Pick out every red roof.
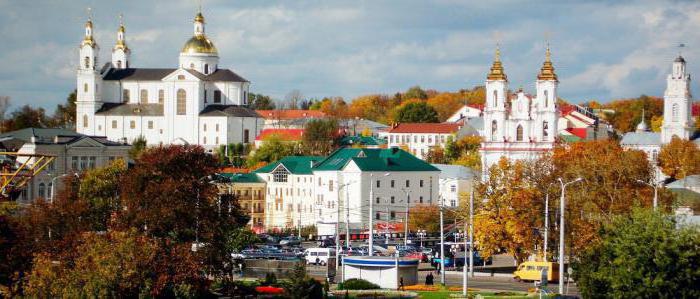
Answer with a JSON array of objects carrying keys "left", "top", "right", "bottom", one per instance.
[
  {"left": 565, "top": 128, "right": 588, "bottom": 139},
  {"left": 693, "top": 103, "right": 699, "bottom": 117},
  {"left": 255, "top": 110, "right": 326, "bottom": 120},
  {"left": 255, "top": 129, "right": 304, "bottom": 141},
  {"left": 388, "top": 123, "right": 461, "bottom": 134}
]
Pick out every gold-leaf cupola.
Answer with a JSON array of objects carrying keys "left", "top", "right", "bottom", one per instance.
[
  {"left": 81, "top": 18, "right": 96, "bottom": 48},
  {"left": 487, "top": 45, "right": 507, "bottom": 81},
  {"left": 181, "top": 10, "right": 218, "bottom": 55},
  {"left": 113, "top": 16, "right": 128, "bottom": 52},
  {"left": 537, "top": 44, "right": 558, "bottom": 81}
]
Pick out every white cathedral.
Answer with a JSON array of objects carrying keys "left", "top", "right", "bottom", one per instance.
[
  {"left": 480, "top": 46, "right": 559, "bottom": 177},
  {"left": 75, "top": 11, "right": 262, "bottom": 148},
  {"left": 621, "top": 55, "right": 698, "bottom": 178}
]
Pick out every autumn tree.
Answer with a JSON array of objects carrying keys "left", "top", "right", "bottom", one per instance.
[
  {"left": 128, "top": 135, "right": 147, "bottom": 160},
  {"left": 427, "top": 92, "right": 465, "bottom": 122},
  {"left": 403, "top": 86, "right": 428, "bottom": 100},
  {"left": 3, "top": 105, "right": 50, "bottom": 131},
  {"left": 78, "top": 159, "right": 128, "bottom": 231},
  {"left": 657, "top": 136, "right": 700, "bottom": 179},
  {"left": 302, "top": 118, "right": 340, "bottom": 156},
  {"left": 601, "top": 95, "right": 663, "bottom": 133},
  {"left": 393, "top": 101, "right": 439, "bottom": 123},
  {"left": 51, "top": 89, "right": 77, "bottom": 128},
  {"left": 407, "top": 204, "right": 457, "bottom": 233},
  {"left": 317, "top": 97, "right": 347, "bottom": 118},
  {"left": 347, "top": 94, "right": 393, "bottom": 124},
  {"left": 247, "top": 135, "right": 298, "bottom": 167},
  {"left": 473, "top": 158, "right": 544, "bottom": 263}
]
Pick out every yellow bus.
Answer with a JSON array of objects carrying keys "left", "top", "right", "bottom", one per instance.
[{"left": 513, "top": 261, "right": 559, "bottom": 282}]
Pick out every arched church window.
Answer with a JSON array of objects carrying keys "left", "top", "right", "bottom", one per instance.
[
  {"left": 204, "top": 64, "right": 209, "bottom": 74},
  {"left": 140, "top": 89, "right": 148, "bottom": 104},
  {"left": 83, "top": 114, "right": 88, "bottom": 128},
  {"left": 158, "top": 90, "right": 164, "bottom": 104},
  {"left": 491, "top": 120, "right": 498, "bottom": 141},
  {"left": 672, "top": 103, "right": 679, "bottom": 121},
  {"left": 543, "top": 121, "right": 549, "bottom": 141},
  {"left": 117, "top": 60, "right": 122, "bottom": 68},
  {"left": 544, "top": 90, "right": 549, "bottom": 107},
  {"left": 516, "top": 124, "right": 524, "bottom": 141},
  {"left": 84, "top": 56, "right": 90, "bottom": 69},
  {"left": 83, "top": 83, "right": 88, "bottom": 93},
  {"left": 123, "top": 89, "right": 130, "bottom": 102},
  {"left": 176, "top": 89, "right": 187, "bottom": 115},
  {"left": 493, "top": 90, "right": 498, "bottom": 107}
]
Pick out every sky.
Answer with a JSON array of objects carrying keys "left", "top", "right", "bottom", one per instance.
[{"left": 0, "top": 0, "right": 698, "bottom": 111}]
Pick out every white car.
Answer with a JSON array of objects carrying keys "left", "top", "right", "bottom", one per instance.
[{"left": 304, "top": 248, "right": 335, "bottom": 266}]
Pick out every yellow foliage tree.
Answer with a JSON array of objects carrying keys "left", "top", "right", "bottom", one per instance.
[{"left": 657, "top": 136, "right": 700, "bottom": 179}]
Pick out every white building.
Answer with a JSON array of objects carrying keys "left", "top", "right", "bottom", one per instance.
[
  {"left": 621, "top": 55, "right": 699, "bottom": 179},
  {"left": 311, "top": 148, "right": 440, "bottom": 237},
  {"left": 446, "top": 105, "right": 483, "bottom": 123},
  {"left": 480, "top": 46, "right": 559, "bottom": 178},
  {"left": 254, "top": 156, "right": 324, "bottom": 231},
  {"left": 383, "top": 123, "right": 462, "bottom": 159},
  {"left": 0, "top": 128, "right": 130, "bottom": 202},
  {"left": 75, "top": 11, "right": 262, "bottom": 149},
  {"left": 432, "top": 164, "right": 479, "bottom": 208}
]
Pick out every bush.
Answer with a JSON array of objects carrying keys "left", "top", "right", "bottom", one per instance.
[
  {"left": 338, "top": 278, "right": 380, "bottom": 290},
  {"left": 259, "top": 272, "right": 278, "bottom": 286}
]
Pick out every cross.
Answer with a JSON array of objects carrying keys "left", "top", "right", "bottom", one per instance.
[
  {"left": 198, "top": 0, "right": 203, "bottom": 13},
  {"left": 119, "top": 13, "right": 123, "bottom": 25},
  {"left": 679, "top": 43, "right": 686, "bottom": 56},
  {"left": 86, "top": 7, "right": 93, "bottom": 20}
]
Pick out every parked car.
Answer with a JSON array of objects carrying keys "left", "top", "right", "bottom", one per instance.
[
  {"left": 305, "top": 247, "right": 335, "bottom": 266},
  {"left": 279, "top": 236, "right": 302, "bottom": 246},
  {"left": 317, "top": 238, "right": 335, "bottom": 248}
]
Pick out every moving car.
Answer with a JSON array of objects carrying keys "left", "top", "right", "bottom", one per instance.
[
  {"left": 513, "top": 261, "right": 560, "bottom": 282},
  {"left": 279, "top": 236, "right": 302, "bottom": 246}
]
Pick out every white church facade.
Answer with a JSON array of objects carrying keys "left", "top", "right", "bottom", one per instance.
[
  {"left": 480, "top": 46, "right": 559, "bottom": 177},
  {"left": 75, "top": 11, "right": 262, "bottom": 149}
]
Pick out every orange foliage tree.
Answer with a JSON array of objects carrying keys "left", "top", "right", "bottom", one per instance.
[{"left": 657, "top": 136, "right": 700, "bottom": 179}]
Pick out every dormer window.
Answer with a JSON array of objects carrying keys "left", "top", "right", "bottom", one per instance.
[{"left": 204, "top": 64, "right": 209, "bottom": 74}]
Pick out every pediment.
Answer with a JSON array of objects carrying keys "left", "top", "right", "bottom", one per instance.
[
  {"left": 66, "top": 137, "right": 106, "bottom": 148},
  {"left": 162, "top": 69, "right": 202, "bottom": 82}
]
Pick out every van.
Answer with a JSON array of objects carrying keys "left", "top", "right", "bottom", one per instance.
[
  {"left": 513, "top": 261, "right": 559, "bottom": 282},
  {"left": 304, "top": 248, "right": 336, "bottom": 266}
]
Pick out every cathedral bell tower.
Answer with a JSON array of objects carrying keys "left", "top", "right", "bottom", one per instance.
[
  {"left": 76, "top": 13, "right": 103, "bottom": 135},
  {"left": 534, "top": 44, "right": 558, "bottom": 142},
  {"left": 661, "top": 55, "right": 694, "bottom": 143},
  {"left": 111, "top": 15, "right": 130, "bottom": 69},
  {"left": 484, "top": 45, "right": 508, "bottom": 142}
]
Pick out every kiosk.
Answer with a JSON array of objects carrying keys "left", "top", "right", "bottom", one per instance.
[{"left": 342, "top": 256, "right": 420, "bottom": 289}]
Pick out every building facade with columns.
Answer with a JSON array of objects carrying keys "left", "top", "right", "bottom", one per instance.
[
  {"left": 480, "top": 46, "right": 560, "bottom": 178},
  {"left": 75, "top": 11, "right": 262, "bottom": 149}
]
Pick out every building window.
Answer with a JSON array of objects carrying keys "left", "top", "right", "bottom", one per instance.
[
  {"left": 273, "top": 168, "right": 289, "bottom": 183},
  {"left": 672, "top": 103, "right": 679, "bottom": 121},
  {"left": 80, "top": 156, "right": 88, "bottom": 170},
  {"left": 130, "top": 120, "right": 135, "bottom": 129},
  {"left": 140, "top": 89, "right": 148, "bottom": 104},
  {"left": 84, "top": 56, "right": 90, "bottom": 69},
  {"left": 391, "top": 196, "right": 395, "bottom": 204},
  {"left": 376, "top": 197, "right": 380, "bottom": 204},
  {"left": 88, "top": 156, "right": 96, "bottom": 169},
  {"left": 491, "top": 120, "right": 498, "bottom": 141},
  {"left": 493, "top": 90, "right": 498, "bottom": 107},
  {"left": 329, "top": 180, "right": 334, "bottom": 192},
  {"left": 419, "top": 196, "right": 423, "bottom": 203},
  {"left": 544, "top": 90, "right": 549, "bottom": 107},
  {"left": 204, "top": 64, "right": 209, "bottom": 74},
  {"left": 178, "top": 74, "right": 185, "bottom": 80},
  {"left": 176, "top": 89, "right": 186, "bottom": 115},
  {"left": 420, "top": 180, "right": 424, "bottom": 187},
  {"left": 83, "top": 83, "right": 88, "bottom": 93},
  {"left": 204, "top": 90, "right": 207, "bottom": 103},
  {"left": 215, "top": 124, "right": 219, "bottom": 132},
  {"left": 203, "top": 124, "right": 207, "bottom": 131},
  {"left": 148, "top": 121, "right": 153, "bottom": 129},
  {"left": 391, "top": 180, "right": 395, "bottom": 188},
  {"left": 82, "top": 114, "right": 88, "bottom": 128},
  {"left": 405, "top": 180, "right": 410, "bottom": 187},
  {"left": 203, "top": 136, "right": 207, "bottom": 144},
  {"left": 543, "top": 121, "right": 549, "bottom": 141},
  {"left": 451, "top": 200, "right": 456, "bottom": 207},
  {"left": 376, "top": 180, "right": 380, "bottom": 188},
  {"left": 123, "top": 89, "right": 130, "bottom": 102},
  {"left": 215, "top": 137, "right": 219, "bottom": 145},
  {"left": 116, "top": 60, "right": 122, "bottom": 68},
  {"left": 376, "top": 212, "right": 380, "bottom": 220},
  {"left": 516, "top": 124, "right": 524, "bottom": 141},
  {"left": 451, "top": 185, "right": 457, "bottom": 192},
  {"left": 158, "top": 90, "right": 164, "bottom": 104},
  {"left": 243, "top": 91, "right": 248, "bottom": 105},
  {"left": 38, "top": 183, "right": 45, "bottom": 198},
  {"left": 214, "top": 90, "right": 222, "bottom": 103},
  {"left": 47, "top": 183, "right": 53, "bottom": 198},
  {"left": 112, "top": 120, "right": 117, "bottom": 129},
  {"left": 390, "top": 211, "right": 396, "bottom": 219}
]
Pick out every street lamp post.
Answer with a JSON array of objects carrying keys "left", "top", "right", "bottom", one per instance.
[
  {"left": 417, "top": 229, "right": 426, "bottom": 248},
  {"left": 438, "top": 177, "right": 457, "bottom": 285},
  {"left": 335, "top": 181, "right": 355, "bottom": 273},
  {"left": 48, "top": 172, "right": 78, "bottom": 240},
  {"left": 401, "top": 188, "right": 412, "bottom": 246},
  {"left": 558, "top": 177, "right": 582, "bottom": 294},
  {"left": 368, "top": 173, "right": 390, "bottom": 256},
  {"left": 636, "top": 179, "right": 660, "bottom": 211}
]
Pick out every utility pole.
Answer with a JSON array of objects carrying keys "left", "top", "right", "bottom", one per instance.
[
  {"left": 469, "top": 188, "right": 474, "bottom": 277},
  {"left": 369, "top": 173, "right": 374, "bottom": 256},
  {"left": 439, "top": 195, "right": 445, "bottom": 285},
  {"left": 345, "top": 182, "right": 350, "bottom": 248},
  {"left": 402, "top": 188, "right": 411, "bottom": 246},
  {"left": 558, "top": 177, "right": 582, "bottom": 294},
  {"left": 544, "top": 192, "right": 549, "bottom": 261}
]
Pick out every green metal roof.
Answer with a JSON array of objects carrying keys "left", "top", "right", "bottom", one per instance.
[
  {"left": 312, "top": 148, "right": 439, "bottom": 172},
  {"left": 560, "top": 134, "right": 582, "bottom": 143},
  {"left": 339, "top": 135, "right": 387, "bottom": 146},
  {"left": 253, "top": 156, "right": 324, "bottom": 174},
  {"left": 219, "top": 173, "right": 263, "bottom": 183}
]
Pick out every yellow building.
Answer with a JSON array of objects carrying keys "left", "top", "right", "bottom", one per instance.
[{"left": 218, "top": 173, "right": 266, "bottom": 232}]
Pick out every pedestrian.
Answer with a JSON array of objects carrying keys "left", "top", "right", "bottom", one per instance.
[
  {"left": 425, "top": 272, "right": 433, "bottom": 285},
  {"left": 398, "top": 277, "right": 405, "bottom": 291}
]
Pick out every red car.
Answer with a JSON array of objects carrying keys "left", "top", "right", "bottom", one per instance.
[{"left": 406, "top": 251, "right": 428, "bottom": 262}]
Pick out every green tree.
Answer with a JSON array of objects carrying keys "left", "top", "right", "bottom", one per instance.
[
  {"left": 52, "top": 89, "right": 77, "bottom": 128},
  {"left": 4, "top": 105, "right": 49, "bottom": 131},
  {"left": 282, "top": 263, "right": 324, "bottom": 299},
  {"left": 403, "top": 85, "right": 428, "bottom": 100},
  {"left": 128, "top": 135, "right": 147, "bottom": 160},
  {"left": 247, "top": 135, "right": 298, "bottom": 167},
  {"left": 226, "top": 227, "right": 260, "bottom": 252},
  {"left": 302, "top": 119, "right": 339, "bottom": 155},
  {"left": 78, "top": 159, "right": 127, "bottom": 231},
  {"left": 393, "top": 102, "right": 439, "bottom": 123},
  {"left": 573, "top": 209, "right": 700, "bottom": 298},
  {"left": 249, "top": 93, "right": 275, "bottom": 110}
]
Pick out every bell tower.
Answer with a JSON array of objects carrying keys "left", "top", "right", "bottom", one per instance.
[
  {"left": 111, "top": 14, "right": 130, "bottom": 69},
  {"left": 661, "top": 54, "right": 694, "bottom": 143},
  {"left": 76, "top": 9, "right": 103, "bottom": 135},
  {"left": 484, "top": 45, "right": 508, "bottom": 142},
  {"left": 534, "top": 44, "right": 559, "bottom": 142}
]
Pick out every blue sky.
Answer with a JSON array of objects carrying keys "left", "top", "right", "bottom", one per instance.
[{"left": 0, "top": 0, "right": 698, "bottom": 110}]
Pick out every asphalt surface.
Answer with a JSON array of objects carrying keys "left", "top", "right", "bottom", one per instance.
[{"left": 419, "top": 271, "right": 580, "bottom": 296}]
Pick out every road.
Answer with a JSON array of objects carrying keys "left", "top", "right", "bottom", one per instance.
[{"left": 420, "top": 271, "right": 579, "bottom": 296}]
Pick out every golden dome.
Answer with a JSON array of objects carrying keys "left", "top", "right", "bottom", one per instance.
[
  {"left": 181, "top": 35, "right": 218, "bottom": 54},
  {"left": 537, "top": 45, "right": 558, "bottom": 81},
  {"left": 487, "top": 45, "right": 507, "bottom": 81},
  {"left": 81, "top": 36, "right": 96, "bottom": 48},
  {"left": 195, "top": 12, "right": 204, "bottom": 22}
]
